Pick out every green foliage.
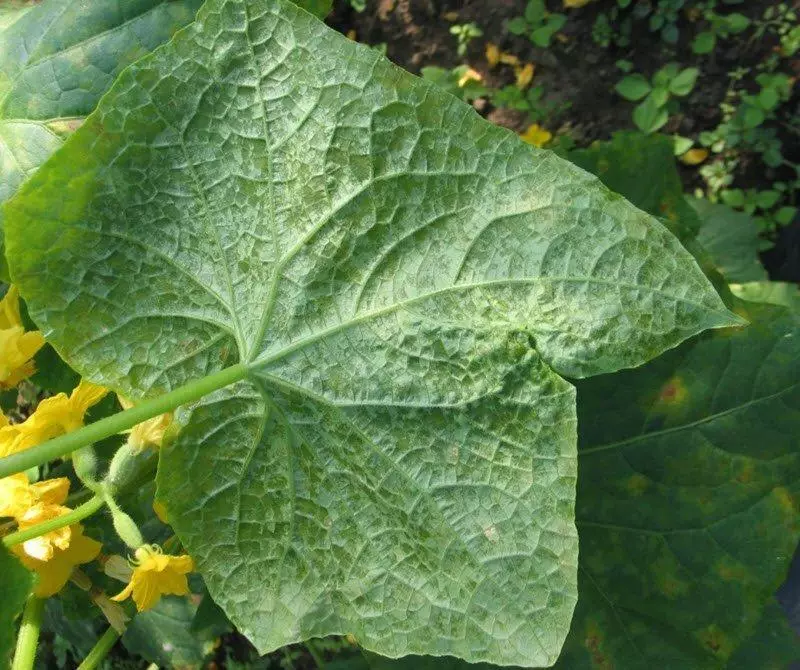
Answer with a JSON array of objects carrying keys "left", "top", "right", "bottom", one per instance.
[
  {"left": 690, "top": 198, "right": 769, "bottom": 283},
  {"left": 0, "top": 546, "right": 34, "bottom": 666},
  {"left": 691, "top": 10, "right": 750, "bottom": 55},
  {"left": 616, "top": 64, "right": 698, "bottom": 134},
  {"left": 508, "top": 0, "right": 567, "bottom": 48},
  {"left": 450, "top": 22, "right": 483, "bottom": 56},
  {"left": 121, "top": 597, "right": 219, "bottom": 669},
  {"left": 3, "top": 0, "right": 738, "bottom": 666},
  {"left": 420, "top": 66, "right": 488, "bottom": 102},
  {"left": 490, "top": 84, "right": 570, "bottom": 122}
]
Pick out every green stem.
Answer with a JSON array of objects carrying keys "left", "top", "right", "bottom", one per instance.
[
  {"left": 76, "top": 627, "right": 120, "bottom": 670},
  {"left": 0, "top": 364, "right": 248, "bottom": 479},
  {"left": 306, "top": 640, "right": 325, "bottom": 669},
  {"left": 3, "top": 495, "right": 105, "bottom": 548},
  {"left": 11, "top": 596, "right": 44, "bottom": 670}
]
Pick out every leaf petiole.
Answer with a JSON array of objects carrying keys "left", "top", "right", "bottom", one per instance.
[
  {"left": 0, "top": 363, "right": 249, "bottom": 479},
  {"left": 76, "top": 627, "right": 121, "bottom": 670}
]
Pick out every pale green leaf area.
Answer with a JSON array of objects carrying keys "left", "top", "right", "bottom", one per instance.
[
  {"left": 5, "top": 0, "right": 738, "bottom": 665},
  {"left": 731, "top": 281, "right": 800, "bottom": 317},
  {"left": 690, "top": 197, "right": 769, "bottom": 284},
  {"left": 0, "top": 545, "right": 34, "bottom": 667}
]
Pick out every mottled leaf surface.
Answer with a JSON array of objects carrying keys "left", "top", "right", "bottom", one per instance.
[
  {"left": 558, "top": 301, "right": 800, "bottom": 668},
  {"left": 0, "top": 546, "right": 34, "bottom": 667},
  {"left": 6, "top": 0, "right": 736, "bottom": 665},
  {"left": 569, "top": 132, "right": 701, "bottom": 243},
  {"left": 691, "top": 198, "right": 769, "bottom": 284}
]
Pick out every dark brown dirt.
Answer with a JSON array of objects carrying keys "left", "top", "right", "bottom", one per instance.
[{"left": 327, "top": 0, "right": 799, "bottom": 281}]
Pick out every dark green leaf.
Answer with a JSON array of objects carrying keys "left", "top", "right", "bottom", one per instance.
[
  {"left": 692, "top": 32, "right": 716, "bottom": 54},
  {"left": 122, "top": 597, "right": 218, "bottom": 669},
  {"left": 0, "top": 546, "right": 34, "bottom": 667},
  {"left": 557, "top": 300, "right": 800, "bottom": 668},
  {"left": 6, "top": 0, "right": 736, "bottom": 664},
  {"left": 690, "top": 198, "right": 768, "bottom": 283}
]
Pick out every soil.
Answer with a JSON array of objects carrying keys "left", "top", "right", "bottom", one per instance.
[{"left": 327, "top": 0, "right": 800, "bottom": 282}]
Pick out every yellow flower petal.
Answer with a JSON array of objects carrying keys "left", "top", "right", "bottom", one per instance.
[
  {"left": 118, "top": 395, "right": 172, "bottom": 452},
  {"left": 30, "top": 477, "right": 70, "bottom": 506},
  {"left": 18, "top": 503, "right": 72, "bottom": 561},
  {"left": 520, "top": 123, "right": 553, "bottom": 148},
  {"left": 0, "top": 286, "right": 46, "bottom": 389},
  {"left": 112, "top": 545, "right": 194, "bottom": 612},
  {"left": 679, "top": 148, "right": 709, "bottom": 165},
  {"left": 564, "top": 0, "right": 593, "bottom": 7},
  {"left": 0, "top": 474, "right": 35, "bottom": 518},
  {"left": 14, "top": 524, "right": 101, "bottom": 597}
]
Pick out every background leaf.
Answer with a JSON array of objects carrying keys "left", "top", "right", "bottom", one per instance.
[
  {"left": 0, "top": 546, "right": 34, "bottom": 667},
  {"left": 558, "top": 300, "right": 800, "bottom": 668},
  {"left": 6, "top": 0, "right": 737, "bottom": 665},
  {"left": 691, "top": 197, "right": 769, "bottom": 283}
]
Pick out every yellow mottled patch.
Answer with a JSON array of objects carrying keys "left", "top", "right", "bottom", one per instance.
[
  {"left": 625, "top": 474, "right": 650, "bottom": 497},
  {"left": 653, "top": 554, "right": 690, "bottom": 598},
  {"left": 735, "top": 462, "right": 754, "bottom": 484},
  {"left": 715, "top": 558, "right": 748, "bottom": 582},
  {"left": 773, "top": 487, "right": 796, "bottom": 514},
  {"left": 448, "top": 446, "right": 459, "bottom": 464},
  {"left": 483, "top": 525, "right": 499, "bottom": 542},
  {"left": 584, "top": 621, "right": 612, "bottom": 669},
  {"left": 46, "top": 117, "right": 84, "bottom": 136},
  {"left": 696, "top": 624, "right": 733, "bottom": 658},
  {"left": 657, "top": 375, "right": 688, "bottom": 406}
]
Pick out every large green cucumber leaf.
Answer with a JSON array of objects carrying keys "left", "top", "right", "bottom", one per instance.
[
  {"left": 0, "top": 546, "right": 34, "bottom": 667},
  {"left": 5, "top": 0, "right": 737, "bottom": 665}
]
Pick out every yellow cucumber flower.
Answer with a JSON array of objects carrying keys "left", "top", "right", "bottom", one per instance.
[
  {"left": 0, "top": 286, "right": 45, "bottom": 389},
  {"left": 17, "top": 503, "right": 73, "bottom": 561},
  {"left": 14, "top": 524, "right": 102, "bottom": 597},
  {"left": 0, "top": 473, "right": 70, "bottom": 520},
  {"left": 117, "top": 396, "right": 173, "bottom": 453},
  {"left": 1, "top": 379, "right": 108, "bottom": 457},
  {"left": 111, "top": 544, "right": 194, "bottom": 612},
  {"left": 520, "top": 123, "right": 553, "bottom": 148}
]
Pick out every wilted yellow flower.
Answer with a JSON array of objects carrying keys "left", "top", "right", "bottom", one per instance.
[
  {"left": 17, "top": 503, "right": 73, "bottom": 561},
  {"left": 14, "top": 524, "right": 102, "bottom": 597},
  {"left": 515, "top": 63, "right": 535, "bottom": 89},
  {"left": 458, "top": 67, "right": 483, "bottom": 88},
  {"left": 1, "top": 380, "right": 108, "bottom": 457},
  {"left": 485, "top": 42, "right": 501, "bottom": 67},
  {"left": 0, "top": 286, "right": 45, "bottom": 389},
  {"left": 118, "top": 396, "right": 173, "bottom": 453},
  {"left": 111, "top": 545, "right": 194, "bottom": 612},
  {"left": 679, "top": 148, "right": 709, "bottom": 165},
  {"left": 499, "top": 52, "right": 521, "bottom": 67},
  {"left": 0, "top": 473, "right": 70, "bottom": 520},
  {"left": 520, "top": 123, "right": 553, "bottom": 148}
]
